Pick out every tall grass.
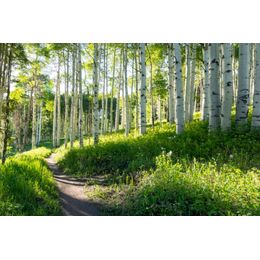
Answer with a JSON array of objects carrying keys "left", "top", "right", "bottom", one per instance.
[
  {"left": 0, "top": 147, "right": 61, "bottom": 216},
  {"left": 56, "top": 120, "right": 260, "bottom": 215}
]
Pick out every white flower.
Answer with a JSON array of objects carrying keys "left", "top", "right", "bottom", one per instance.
[
  {"left": 167, "top": 151, "right": 172, "bottom": 157},
  {"left": 229, "top": 154, "right": 233, "bottom": 159}
]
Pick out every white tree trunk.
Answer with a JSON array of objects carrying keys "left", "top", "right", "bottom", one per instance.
[
  {"left": 56, "top": 57, "right": 61, "bottom": 147},
  {"left": 249, "top": 44, "right": 255, "bottom": 105},
  {"left": 70, "top": 49, "right": 76, "bottom": 148},
  {"left": 64, "top": 50, "right": 69, "bottom": 148},
  {"left": 115, "top": 50, "right": 122, "bottom": 131},
  {"left": 140, "top": 43, "right": 146, "bottom": 135},
  {"left": 189, "top": 44, "right": 196, "bottom": 121},
  {"left": 185, "top": 44, "right": 191, "bottom": 122},
  {"left": 174, "top": 43, "right": 184, "bottom": 134},
  {"left": 135, "top": 47, "right": 139, "bottom": 130},
  {"left": 104, "top": 44, "right": 109, "bottom": 133},
  {"left": 52, "top": 71, "right": 57, "bottom": 148},
  {"left": 32, "top": 87, "right": 37, "bottom": 149},
  {"left": 109, "top": 47, "right": 116, "bottom": 133},
  {"left": 78, "top": 44, "right": 83, "bottom": 147},
  {"left": 252, "top": 43, "right": 260, "bottom": 128},
  {"left": 221, "top": 43, "right": 233, "bottom": 130},
  {"left": 101, "top": 44, "right": 105, "bottom": 134},
  {"left": 93, "top": 43, "right": 99, "bottom": 145},
  {"left": 168, "top": 43, "right": 175, "bottom": 124},
  {"left": 236, "top": 43, "right": 250, "bottom": 126},
  {"left": 124, "top": 44, "right": 130, "bottom": 136},
  {"left": 209, "top": 43, "right": 220, "bottom": 131},
  {"left": 201, "top": 44, "right": 210, "bottom": 120}
]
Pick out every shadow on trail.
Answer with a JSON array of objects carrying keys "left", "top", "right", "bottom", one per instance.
[{"left": 45, "top": 154, "right": 103, "bottom": 216}]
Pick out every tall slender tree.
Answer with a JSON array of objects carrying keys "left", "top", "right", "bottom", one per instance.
[
  {"left": 140, "top": 43, "right": 146, "bottom": 135},
  {"left": 221, "top": 43, "right": 233, "bottom": 130},
  {"left": 209, "top": 43, "right": 220, "bottom": 131},
  {"left": 174, "top": 43, "right": 184, "bottom": 134},
  {"left": 252, "top": 43, "right": 260, "bottom": 129},
  {"left": 93, "top": 43, "right": 99, "bottom": 145},
  {"left": 236, "top": 43, "right": 250, "bottom": 126},
  {"left": 1, "top": 44, "right": 12, "bottom": 164},
  {"left": 185, "top": 44, "right": 191, "bottom": 122},
  {"left": 201, "top": 44, "right": 210, "bottom": 121},
  {"left": 109, "top": 46, "right": 116, "bottom": 133},
  {"left": 168, "top": 43, "right": 175, "bottom": 124},
  {"left": 124, "top": 44, "right": 130, "bottom": 136},
  {"left": 78, "top": 44, "right": 83, "bottom": 147}
]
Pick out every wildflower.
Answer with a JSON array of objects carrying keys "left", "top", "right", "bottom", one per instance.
[{"left": 167, "top": 151, "right": 172, "bottom": 157}]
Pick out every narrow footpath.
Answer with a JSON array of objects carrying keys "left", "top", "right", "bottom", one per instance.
[{"left": 45, "top": 153, "right": 100, "bottom": 216}]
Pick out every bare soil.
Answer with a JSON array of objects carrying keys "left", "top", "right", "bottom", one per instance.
[{"left": 45, "top": 153, "right": 101, "bottom": 216}]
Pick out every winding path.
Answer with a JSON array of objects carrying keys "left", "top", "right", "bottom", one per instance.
[{"left": 45, "top": 153, "right": 101, "bottom": 216}]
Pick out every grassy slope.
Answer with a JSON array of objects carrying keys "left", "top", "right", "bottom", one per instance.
[
  {"left": 0, "top": 147, "right": 61, "bottom": 216},
  {"left": 55, "top": 118, "right": 260, "bottom": 216}
]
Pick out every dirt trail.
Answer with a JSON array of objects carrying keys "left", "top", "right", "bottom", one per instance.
[{"left": 45, "top": 153, "right": 100, "bottom": 216}]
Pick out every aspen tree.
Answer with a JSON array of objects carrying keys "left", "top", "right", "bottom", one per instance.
[
  {"left": 140, "top": 43, "right": 146, "bottom": 135},
  {"left": 174, "top": 43, "right": 184, "bottom": 134},
  {"left": 221, "top": 43, "right": 233, "bottom": 130},
  {"left": 209, "top": 43, "right": 220, "bottom": 131},
  {"left": 236, "top": 43, "right": 250, "bottom": 126},
  {"left": 168, "top": 43, "right": 175, "bottom": 124},
  {"left": 124, "top": 44, "right": 130, "bottom": 136},
  {"left": 201, "top": 44, "right": 210, "bottom": 120},
  {"left": 252, "top": 43, "right": 260, "bottom": 128},
  {"left": 93, "top": 43, "right": 99, "bottom": 145}
]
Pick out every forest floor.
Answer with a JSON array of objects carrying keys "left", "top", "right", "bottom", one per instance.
[{"left": 45, "top": 153, "right": 101, "bottom": 216}]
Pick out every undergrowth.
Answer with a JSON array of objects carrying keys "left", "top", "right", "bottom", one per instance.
[
  {"left": 56, "top": 119, "right": 260, "bottom": 216},
  {"left": 0, "top": 147, "right": 61, "bottom": 216}
]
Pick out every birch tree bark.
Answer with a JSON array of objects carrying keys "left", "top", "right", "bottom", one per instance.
[
  {"left": 189, "top": 44, "right": 196, "bottom": 121},
  {"left": 56, "top": 57, "right": 61, "bottom": 147},
  {"left": 101, "top": 44, "right": 105, "bottom": 134},
  {"left": 174, "top": 43, "right": 184, "bottom": 134},
  {"left": 109, "top": 47, "right": 116, "bottom": 133},
  {"left": 236, "top": 43, "right": 250, "bottom": 126},
  {"left": 168, "top": 43, "right": 175, "bottom": 124},
  {"left": 185, "top": 44, "right": 191, "bottom": 122},
  {"left": 140, "top": 43, "right": 146, "bottom": 135},
  {"left": 115, "top": 50, "right": 122, "bottom": 132},
  {"left": 36, "top": 101, "right": 42, "bottom": 145},
  {"left": 1, "top": 44, "right": 12, "bottom": 164},
  {"left": 70, "top": 47, "right": 76, "bottom": 148},
  {"left": 150, "top": 62, "right": 154, "bottom": 128},
  {"left": 135, "top": 46, "right": 139, "bottom": 130},
  {"left": 201, "top": 44, "right": 210, "bottom": 120},
  {"left": 209, "top": 43, "right": 220, "bottom": 131},
  {"left": 78, "top": 44, "right": 83, "bottom": 147},
  {"left": 93, "top": 43, "right": 99, "bottom": 145},
  {"left": 221, "top": 43, "right": 233, "bottom": 130},
  {"left": 249, "top": 44, "right": 255, "bottom": 105},
  {"left": 104, "top": 45, "right": 109, "bottom": 133},
  {"left": 252, "top": 43, "right": 260, "bottom": 129},
  {"left": 64, "top": 50, "right": 69, "bottom": 148},
  {"left": 124, "top": 44, "right": 130, "bottom": 136},
  {"left": 52, "top": 75, "right": 57, "bottom": 148}
]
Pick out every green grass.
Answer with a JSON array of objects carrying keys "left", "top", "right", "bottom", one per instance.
[
  {"left": 0, "top": 147, "right": 61, "bottom": 216},
  {"left": 55, "top": 117, "right": 260, "bottom": 215},
  {"left": 108, "top": 154, "right": 260, "bottom": 216}
]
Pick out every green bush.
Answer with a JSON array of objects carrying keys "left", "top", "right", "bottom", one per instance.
[{"left": 0, "top": 148, "right": 60, "bottom": 216}]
